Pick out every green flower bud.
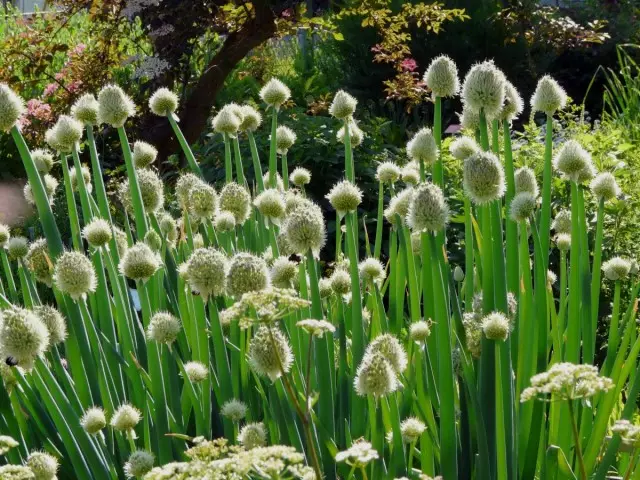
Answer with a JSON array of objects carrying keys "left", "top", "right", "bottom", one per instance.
[
  {"left": 53, "top": 251, "right": 97, "bottom": 300},
  {"left": 149, "top": 87, "right": 178, "bottom": 117},
  {"left": 275, "top": 125, "right": 296, "bottom": 154},
  {"left": 260, "top": 78, "right": 290, "bottom": 109},
  {"left": 132, "top": 141, "right": 157, "bottom": 169},
  {"left": 219, "top": 182, "right": 251, "bottom": 225},
  {"left": 354, "top": 352, "right": 399, "bottom": 397},
  {"left": 7, "top": 236, "right": 28, "bottom": 260},
  {"left": 227, "top": 252, "right": 269, "bottom": 297},
  {"left": 602, "top": 257, "right": 631, "bottom": 281},
  {"left": 81, "top": 407, "right": 107, "bottom": 435},
  {"left": 238, "top": 422, "right": 267, "bottom": 449},
  {"left": 283, "top": 202, "right": 326, "bottom": 255},
  {"left": 590, "top": 172, "right": 620, "bottom": 201},
  {"left": 449, "top": 136, "right": 479, "bottom": 160},
  {"left": 463, "top": 151, "right": 505, "bottom": 205},
  {"left": 124, "top": 451, "right": 154, "bottom": 479},
  {"left": 248, "top": 326, "right": 293, "bottom": 381},
  {"left": 183, "top": 361, "right": 208, "bottom": 383},
  {"left": 31, "top": 149, "right": 55, "bottom": 174},
  {"left": 515, "top": 166, "right": 539, "bottom": 197},
  {"left": 119, "top": 242, "right": 161, "bottom": 281},
  {"left": 185, "top": 247, "right": 227, "bottom": 300},
  {"left": 0, "top": 84, "right": 25, "bottom": 132},
  {"left": 0, "top": 307, "right": 49, "bottom": 370},
  {"left": 509, "top": 191, "right": 537, "bottom": 222},
  {"left": 552, "top": 209, "right": 571, "bottom": 234},
  {"left": 407, "top": 128, "right": 438, "bottom": 167},
  {"left": 220, "top": 399, "right": 248, "bottom": 422},
  {"left": 71, "top": 93, "right": 99, "bottom": 125},
  {"left": 26, "top": 451, "right": 59, "bottom": 480},
  {"left": 407, "top": 182, "right": 448, "bottom": 233},
  {"left": 83, "top": 218, "right": 112, "bottom": 248},
  {"left": 34, "top": 305, "right": 67, "bottom": 346},
  {"left": 25, "top": 238, "right": 53, "bottom": 286},
  {"left": 461, "top": 60, "right": 506, "bottom": 119},
  {"left": 326, "top": 180, "right": 362, "bottom": 217},
  {"left": 531, "top": 75, "right": 567, "bottom": 115},
  {"left": 330, "top": 90, "right": 358, "bottom": 119},
  {"left": 98, "top": 84, "right": 136, "bottom": 127},
  {"left": 424, "top": 55, "right": 459, "bottom": 98}
]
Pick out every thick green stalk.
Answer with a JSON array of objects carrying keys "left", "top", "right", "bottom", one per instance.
[
  {"left": 281, "top": 152, "right": 289, "bottom": 190},
  {"left": 71, "top": 145, "right": 94, "bottom": 222},
  {"left": 167, "top": 114, "right": 203, "bottom": 177},
  {"left": 60, "top": 153, "right": 83, "bottom": 250},
  {"left": 268, "top": 109, "right": 278, "bottom": 188},
  {"left": 566, "top": 181, "right": 581, "bottom": 363},
  {"left": 603, "top": 280, "right": 622, "bottom": 375},
  {"left": 0, "top": 251, "right": 17, "bottom": 303},
  {"left": 86, "top": 126, "right": 113, "bottom": 223},
  {"left": 463, "top": 198, "right": 474, "bottom": 310},
  {"left": 503, "top": 121, "right": 519, "bottom": 295},
  {"left": 343, "top": 120, "right": 354, "bottom": 182},
  {"left": 232, "top": 136, "right": 246, "bottom": 186},
  {"left": 568, "top": 401, "right": 588, "bottom": 480},
  {"left": 539, "top": 115, "right": 554, "bottom": 267},
  {"left": 433, "top": 96, "right": 443, "bottom": 188},
  {"left": 590, "top": 198, "right": 605, "bottom": 351},
  {"left": 117, "top": 127, "right": 148, "bottom": 237},
  {"left": 247, "top": 132, "right": 265, "bottom": 192},
  {"left": 374, "top": 182, "right": 384, "bottom": 259},
  {"left": 223, "top": 133, "right": 233, "bottom": 183}
]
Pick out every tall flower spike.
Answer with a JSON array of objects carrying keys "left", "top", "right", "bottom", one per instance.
[
  {"left": 149, "top": 87, "right": 178, "bottom": 117},
  {"left": 0, "top": 307, "right": 49, "bottom": 370},
  {"left": 326, "top": 180, "right": 362, "bottom": 218},
  {"left": 248, "top": 326, "right": 293, "bottom": 381},
  {"left": 329, "top": 90, "right": 358, "bottom": 119},
  {"left": 260, "top": 78, "right": 290, "bottom": 109},
  {"left": 463, "top": 151, "right": 506, "bottom": 205},
  {"left": 531, "top": 75, "right": 567, "bottom": 115},
  {"left": 132, "top": 141, "right": 158, "bottom": 168},
  {"left": 515, "top": 166, "right": 539, "bottom": 197},
  {"left": 185, "top": 247, "right": 227, "bottom": 300},
  {"left": 0, "top": 84, "right": 25, "bottom": 132},
  {"left": 53, "top": 251, "right": 97, "bottom": 300},
  {"left": 98, "top": 84, "right": 136, "bottom": 127},
  {"left": 71, "top": 93, "right": 99, "bottom": 125},
  {"left": 119, "top": 242, "right": 161, "bottom": 282},
  {"left": 275, "top": 125, "right": 296, "bottom": 154},
  {"left": 407, "top": 128, "right": 438, "bottom": 167},
  {"left": 424, "top": 55, "right": 459, "bottom": 98},
  {"left": 226, "top": 252, "right": 270, "bottom": 298},
  {"left": 406, "top": 182, "right": 448, "bottom": 233},
  {"left": 461, "top": 60, "right": 506, "bottom": 119}
]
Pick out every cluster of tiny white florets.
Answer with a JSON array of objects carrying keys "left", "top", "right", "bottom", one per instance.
[
  {"left": 407, "top": 128, "right": 438, "bottom": 167},
  {"left": 270, "top": 256, "right": 298, "bottom": 289},
  {"left": 254, "top": 188, "right": 285, "bottom": 224},
  {"left": 0, "top": 435, "right": 19, "bottom": 455},
  {"left": 81, "top": 407, "right": 107, "bottom": 435},
  {"left": 238, "top": 422, "right": 268, "bottom": 450},
  {"left": 296, "top": 319, "right": 335, "bottom": 337},
  {"left": 520, "top": 362, "right": 613, "bottom": 402},
  {"left": 132, "top": 141, "right": 158, "bottom": 168},
  {"left": 509, "top": 192, "right": 537, "bottom": 222},
  {"left": 326, "top": 180, "right": 362, "bottom": 217},
  {"left": 514, "top": 166, "right": 539, "bottom": 197},
  {"left": 260, "top": 78, "right": 291, "bottom": 109},
  {"left": 71, "top": 93, "right": 100, "bottom": 125},
  {"left": 384, "top": 188, "right": 414, "bottom": 227},
  {"left": 376, "top": 161, "right": 401, "bottom": 184},
  {"left": 449, "top": 136, "right": 479, "bottom": 160},
  {"left": 330, "top": 90, "right": 358, "bottom": 119},
  {"left": 25, "top": 239, "right": 53, "bottom": 285},
  {"left": 226, "top": 252, "right": 270, "bottom": 298},
  {"left": 219, "top": 182, "right": 251, "bottom": 225},
  {"left": 354, "top": 333, "right": 407, "bottom": 397},
  {"left": 124, "top": 450, "right": 155, "bottom": 478},
  {"left": 238, "top": 105, "right": 262, "bottom": 132},
  {"left": 119, "top": 242, "right": 161, "bottom": 281},
  {"left": 409, "top": 320, "right": 432, "bottom": 343},
  {"left": 149, "top": 87, "right": 179, "bottom": 117},
  {"left": 53, "top": 251, "right": 97, "bottom": 300},
  {"left": 185, "top": 247, "right": 227, "bottom": 300},
  {"left": 552, "top": 209, "right": 572, "bottom": 234},
  {"left": 7, "top": 236, "right": 28, "bottom": 260},
  {"left": 26, "top": 451, "right": 59, "bottom": 480},
  {"left": 83, "top": 218, "right": 113, "bottom": 248},
  {"left": 337, "top": 119, "right": 364, "bottom": 147},
  {"left": 189, "top": 182, "right": 217, "bottom": 221},
  {"left": 602, "top": 256, "right": 631, "bottom": 281},
  {"left": 118, "top": 168, "right": 164, "bottom": 214},
  {"left": 611, "top": 420, "right": 640, "bottom": 448},
  {"left": 500, "top": 81, "right": 524, "bottom": 121},
  {"left": 0, "top": 84, "right": 25, "bottom": 132},
  {"left": 531, "top": 75, "right": 567, "bottom": 115},
  {"left": 461, "top": 60, "right": 506, "bottom": 119},
  {"left": 98, "top": 84, "right": 136, "bottom": 127},
  {"left": 212, "top": 103, "right": 242, "bottom": 136},
  {"left": 553, "top": 140, "right": 594, "bottom": 183},
  {"left": 248, "top": 325, "right": 293, "bottom": 381},
  {"left": 220, "top": 399, "right": 248, "bottom": 422},
  {"left": 407, "top": 182, "right": 448, "bottom": 233},
  {"left": 590, "top": 171, "right": 620, "bottom": 201},
  {"left": 289, "top": 167, "right": 311, "bottom": 188},
  {"left": 34, "top": 305, "right": 67, "bottom": 346},
  {"left": 481, "top": 311, "right": 511, "bottom": 341},
  {"left": 283, "top": 201, "right": 326, "bottom": 255},
  {"left": 424, "top": 55, "right": 459, "bottom": 98},
  {"left": 146, "top": 311, "right": 181, "bottom": 345},
  {"left": 463, "top": 151, "right": 506, "bottom": 205},
  {"left": 111, "top": 403, "right": 142, "bottom": 436},
  {"left": 0, "top": 307, "right": 50, "bottom": 370},
  {"left": 183, "top": 361, "right": 209, "bottom": 383},
  {"left": 31, "top": 149, "right": 55, "bottom": 174},
  {"left": 335, "top": 440, "right": 379, "bottom": 467}
]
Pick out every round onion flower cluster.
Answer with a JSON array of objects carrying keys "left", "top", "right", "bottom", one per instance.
[
  {"left": 25, "top": 239, "right": 53, "bottom": 286},
  {"left": 24, "top": 174, "right": 58, "bottom": 206},
  {"left": 0, "top": 83, "right": 25, "bottom": 132},
  {"left": 158, "top": 212, "right": 178, "bottom": 246},
  {"left": 0, "top": 307, "right": 50, "bottom": 370},
  {"left": 183, "top": 361, "right": 208, "bottom": 383},
  {"left": 611, "top": 420, "right": 640, "bottom": 448},
  {"left": 212, "top": 103, "right": 242, "bottom": 136},
  {"left": 330, "top": 269, "right": 351, "bottom": 295},
  {"left": 335, "top": 440, "right": 379, "bottom": 467},
  {"left": 376, "top": 161, "right": 401, "bottom": 184},
  {"left": 124, "top": 451, "right": 155, "bottom": 478},
  {"left": 238, "top": 105, "right": 262, "bottom": 132},
  {"left": 132, "top": 141, "right": 158, "bottom": 169},
  {"left": 283, "top": 201, "right": 326, "bottom": 256},
  {"left": 461, "top": 60, "right": 506, "bottom": 119},
  {"left": 81, "top": 407, "right": 107, "bottom": 435},
  {"left": 248, "top": 326, "right": 293, "bottom": 381},
  {"left": 98, "top": 84, "right": 136, "bottom": 127},
  {"left": 407, "top": 128, "right": 438, "bottom": 167},
  {"left": 514, "top": 167, "right": 539, "bottom": 197},
  {"left": 0, "top": 224, "right": 9, "bottom": 249},
  {"left": 553, "top": 140, "right": 593, "bottom": 183},
  {"left": 481, "top": 312, "right": 511, "bottom": 341},
  {"left": 531, "top": 75, "right": 567, "bottom": 115},
  {"left": 146, "top": 312, "right": 181, "bottom": 345},
  {"left": 270, "top": 257, "right": 298, "bottom": 289},
  {"left": 119, "top": 242, "right": 161, "bottom": 282},
  {"left": 407, "top": 182, "right": 448, "bottom": 233},
  {"left": 337, "top": 120, "right": 364, "bottom": 147},
  {"left": 509, "top": 192, "right": 537, "bottom": 223},
  {"left": 354, "top": 352, "right": 399, "bottom": 397},
  {"left": 226, "top": 252, "right": 270, "bottom": 297},
  {"left": 590, "top": 172, "right": 620, "bottom": 201},
  {"left": 71, "top": 93, "right": 99, "bottom": 125},
  {"left": 259, "top": 78, "right": 291, "bottom": 109},
  {"left": 31, "top": 149, "right": 55, "bottom": 174},
  {"left": 220, "top": 399, "right": 248, "bottom": 423},
  {"left": 51, "top": 115, "right": 84, "bottom": 152},
  {"left": 326, "top": 180, "right": 362, "bottom": 217},
  {"left": 0, "top": 435, "right": 19, "bottom": 455},
  {"left": 254, "top": 189, "right": 285, "bottom": 225},
  {"left": 275, "top": 125, "right": 296, "bottom": 155},
  {"left": 329, "top": 90, "right": 358, "bottom": 119},
  {"left": 111, "top": 404, "right": 142, "bottom": 436},
  {"left": 26, "top": 451, "right": 59, "bottom": 480},
  {"left": 83, "top": 218, "right": 113, "bottom": 248},
  {"left": 144, "top": 230, "right": 162, "bottom": 253},
  {"left": 290, "top": 167, "right": 311, "bottom": 188},
  {"left": 459, "top": 107, "right": 480, "bottom": 132},
  {"left": 359, "top": 257, "right": 386, "bottom": 284},
  {"left": 118, "top": 168, "right": 164, "bottom": 215},
  {"left": 189, "top": 182, "right": 218, "bottom": 221},
  {"left": 185, "top": 247, "right": 227, "bottom": 300},
  {"left": 602, "top": 257, "right": 631, "bottom": 281},
  {"left": 400, "top": 417, "right": 427, "bottom": 444},
  {"left": 424, "top": 55, "right": 459, "bottom": 98},
  {"left": 7, "top": 236, "right": 28, "bottom": 261},
  {"left": 297, "top": 319, "right": 335, "bottom": 337},
  {"left": 449, "top": 136, "right": 479, "bottom": 161},
  {"left": 70, "top": 164, "right": 92, "bottom": 194},
  {"left": 555, "top": 233, "right": 571, "bottom": 252},
  {"left": 521, "top": 363, "right": 613, "bottom": 402},
  {"left": 384, "top": 188, "right": 414, "bottom": 227},
  {"left": 219, "top": 182, "right": 251, "bottom": 225},
  {"left": 463, "top": 151, "right": 505, "bottom": 205},
  {"left": 409, "top": 320, "right": 431, "bottom": 343},
  {"left": 499, "top": 81, "right": 524, "bottom": 122},
  {"left": 34, "top": 305, "right": 67, "bottom": 346},
  {"left": 552, "top": 209, "right": 572, "bottom": 234},
  {"left": 149, "top": 87, "right": 179, "bottom": 117},
  {"left": 367, "top": 334, "right": 408, "bottom": 375},
  {"left": 238, "top": 422, "right": 268, "bottom": 450},
  {"left": 214, "top": 211, "right": 236, "bottom": 233},
  {"left": 53, "top": 251, "right": 97, "bottom": 300},
  {"left": 175, "top": 173, "right": 202, "bottom": 210}
]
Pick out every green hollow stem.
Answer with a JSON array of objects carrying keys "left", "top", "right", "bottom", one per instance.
[
  {"left": 590, "top": 198, "right": 605, "bottom": 344},
  {"left": 232, "top": 136, "right": 246, "bottom": 187},
  {"left": 281, "top": 152, "right": 289, "bottom": 190},
  {"left": 248, "top": 132, "right": 265, "bottom": 192},
  {"left": 463, "top": 198, "right": 474, "bottom": 310},
  {"left": 86, "top": 125, "right": 113, "bottom": 223},
  {"left": 503, "top": 121, "right": 519, "bottom": 295},
  {"left": 117, "top": 126, "right": 148, "bottom": 237},
  {"left": 568, "top": 400, "right": 588, "bottom": 480},
  {"left": 433, "top": 96, "right": 443, "bottom": 188},
  {"left": 60, "top": 153, "right": 83, "bottom": 250},
  {"left": 223, "top": 133, "right": 233, "bottom": 183},
  {"left": 167, "top": 114, "right": 203, "bottom": 177},
  {"left": 269, "top": 109, "right": 278, "bottom": 188},
  {"left": 374, "top": 182, "right": 384, "bottom": 259},
  {"left": 539, "top": 114, "right": 554, "bottom": 267},
  {"left": 603, "top": 280, "right": 622, "bottom": 374},
  {"left": 566, "top": 181, "right": 581, "bottom": 363}
]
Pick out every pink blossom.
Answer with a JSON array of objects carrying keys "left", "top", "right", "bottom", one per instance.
[
  {"left": 54, "top": 72, "right": 64, "bottom": 81},
  {"left": 400, "top": 58, "right": 418, "bottom": 72},
  {"left": 43, "top": 83, "right": 58, "bottom": 97},
  {"left": 26, "top": 99, "right": 52, "bottom": 121},
  {"left": 70, "top": 43, "right": 86, "bottom": 56},
  {"left": 67, "top": 80, "right": 83, "bottom": 93}
]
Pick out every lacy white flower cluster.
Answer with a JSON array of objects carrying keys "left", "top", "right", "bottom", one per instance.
[
  {"left": 611, "top": 420, "right": 640, "bottom": 448},
  {"left": 221, "top": 287, "right": 310, "bottom": 329},
  {"left": 122, "top": 0, "right": 163, "bottom": 18},
  {"left": 133, "top": 55, "right": 171, "bottom": 80},
  {"left": 520, "top": 363, "right": 613, "bottom": 402}
]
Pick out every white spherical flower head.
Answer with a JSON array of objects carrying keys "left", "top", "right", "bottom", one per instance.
[
  {"left": 254, "top": 188, "right": 285, "bottom": 224},
  {"left": 376, "top": 161, "right": 401, "bottom": 184},
  {"left": 214, "top": 210, "right": 236, "bottom": 233},
  {"left": 459, "top": 107, "right": 480, "bottom": 132},
  {"left": 330, "top": 90, "right": 358, "bottom": 119},
  {"left": 424, "top": 55, "right": 459, "bottom": 98},
  {"left": 52, "top": 115, "right": 83, "bottom": 152},
  {"left": 185, "top": 247, "right": 227, "bottom": 300},
  {"left": 220, "top": 399, "right": 248, "bottom": 422},
  {"left": 509, "top": 191, "right": 537, "bottom": 223},
  {"left": 260, "top": 78, "right": 291, "bottom": 109},
  {"left": 111, "top": 404, "right": 141, "bottom": 434},
  {"left": 407, "top": 182, "right": 448, "bottom": 233},
  {"left": 158, "top": 213, "right": 178, "bottom": 246},
  {"left": 330, "top": 269, "right": 351, "bottom": 295},
  {"left": 463, "top": 151, "right": 506, "bottom": 205},
  {"left": 554, "top": 140, "right": 593, "bottom": 182},
  {"left": 0, "top": 84, "right": 25, "bottom": 132},
  {"left": 149, "top": 87, "right": 178, "bottom": 117},
  {"left": 212, "top": 104, "right": 242, "bottom": 136},
  {"left": 7, "top": 236, "right": 28, "bottom": 260},
  {"left": 531, "top": 75, "right": 567, "bottom": 115},
  {"left": 124, "top": 451, "right": 155, "bottom": 479},
  {"left": 83, "top": 218, "right": 113, "bottom": 248},
  {"left": 26, "top": 451, "right": 59, "bottom": 480},
  {"left": 238, "top": 105, "right": 262, "bottom": 132},
  {"left": 25, "top": 239, "right": 53, "bottom": 286},
  {"left": 409, "top": 320, "right": 431, "bottom": 343},
  {"left": 71, "top": 93, "right": 99, "bottom": 125},
  {"left": 555, "top": 233, "right": 571, "bottom": 252},
  {"left": 219, "top": 182, "right": 251, "bottom": 225},
  {"left": 0, "top": 435, "right": 19, "bottom": 455},
  {"left": 290, "top": 167, "right": 311, "bottom": 187},
  {"left": 590, "top": 172, "right": 620, "bottom": 201},
  {"left": 69, "top": 164, "right": 92, "bottom": 194},
  {"left": 552, "top": 209, "right": 572, "bottom": 234},
  {"left": 275, "top": 125, "right": 296, "bottom": 154},
  {"left": 384, "top": 187, "right": 414, "bottom": 227},
  {"left": 146, "top": 312, "right": 181, "bottom": 345},
  {"left": 34, "top": 305, "right": 67, "bottom": 346},
  {"left": 367, "top": 333, "right": 408, "bottom": 374},
  {"left": 248, "top": 326, "right": 293, "bottom": 381},
  {"left": 144, "top": 230, "right": 162, "bottom": 253},
  {"left": 189, "top": 182, "right": 218, "bottom": 221},
  {"left": 132, "top": 141, "right": 158, "bottom": 169},
  {"left": 183, "top": 361, "right": 208, "bottom": 383},
  {"left": 53, "top": 251, "right": 97, "bottom": 300},
  {"left": 326, "top": 180, "right": 362, "bottom": 217},
  {"left": 0, "top": 307, "right": 50, "bottom": 370},
  {"left": 500, "top": 81, "right": 524, "bottom": 121},
  {"left": 354, "top": 352, "right": 399, "bottom": 397},
  {"left": 515, "top": 166, "right": 539, "bottom": 197},
  {"left": 461, "top": 60, "right": 506, "bottom": 118},
  {"left": 336, "top": 440, "right": 379, "bottom": 467},
  {"left": 0, "top": 224, "right": 9, "bottom": 248},
  {"left": 602, "top": 257, "right": 631, "bottom": 281},
  {"left": 98, "top": 84, "right": 136, "bottom": 127},
  {"left": 400, "top": 417, "right": 426, "bottom": 444},
  {"left": 24, "top": 174, "right": 58, "bottom": 206},
  {"left": 270, "top": 257, "right": 298, "bottom": 289},
  {"left": 31, "top": 149, "right": 55, "bottom": 174},
  {"left": 118, "top": 168, "right": 164, "bottom": 214},
  {"left": 119, "top": 242, "right": 161, "bottom": 282},
  {"left": 449, "top": 136, "right": 479, "bottom": 160},
  {"left": 407, "top": 127, "right": 438, "bottom": 167},
  {"left": 226, "top": 252, "right": 270, "bottom": 297},
  {"left": 359, "top": 257, "right": 386, "bottom": 284},
  {"left": 547, "top": 269, "right": 558, "bottom": 287},
  {"left": 175, "top": 173, "right": 203, "bottom": 210},
  {"left": 238, "top": 422, "right": 268, "bottom": 449},
  {"left": 283, "top": 201, "right": 326, "bottom": 255},
  {"left": 481, "top": 312, "right": 511, "bottom": 341},
  {"left": 45, "top": 126, "right": 65, "bottom": 152},
  {"left": 401, "top": 163, "right": 420, "bottom": 185},
  {"left": 337, "top": 120, "right": 364, "bottom": 147}
]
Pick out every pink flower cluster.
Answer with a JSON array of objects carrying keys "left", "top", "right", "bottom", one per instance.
[
  {"left": 18, "top": 99, "right": 53, "bottom": 130},
  {"left": 42, "top": 43, "right": 86, "bottom": 98}
]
